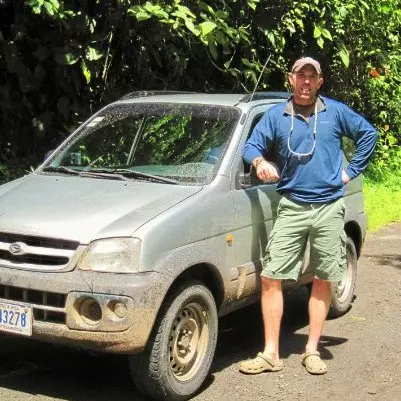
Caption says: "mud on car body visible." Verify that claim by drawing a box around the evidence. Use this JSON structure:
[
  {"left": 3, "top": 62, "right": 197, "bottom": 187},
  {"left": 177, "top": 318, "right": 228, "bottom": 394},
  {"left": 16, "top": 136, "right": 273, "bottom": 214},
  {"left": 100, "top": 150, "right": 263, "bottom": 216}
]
[{"left": 0, "top": 91, "right": 367, "bottom": 401}]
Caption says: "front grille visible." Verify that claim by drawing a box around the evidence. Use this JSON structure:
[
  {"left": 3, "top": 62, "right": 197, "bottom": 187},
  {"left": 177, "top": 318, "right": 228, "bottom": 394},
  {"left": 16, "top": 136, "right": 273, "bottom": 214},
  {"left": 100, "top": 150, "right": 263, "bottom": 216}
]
[
  {"left": 0, "top": 232, "right": 79, "bottom": 270},
  {"left": 0, "top": 233, "right": 78, "bottom": 250},
  {"left": 0, "top": 250, "right": 69, "bottom": 266},
  {"left": 0, "top": 284, "right": 66, "bottom": 324}
]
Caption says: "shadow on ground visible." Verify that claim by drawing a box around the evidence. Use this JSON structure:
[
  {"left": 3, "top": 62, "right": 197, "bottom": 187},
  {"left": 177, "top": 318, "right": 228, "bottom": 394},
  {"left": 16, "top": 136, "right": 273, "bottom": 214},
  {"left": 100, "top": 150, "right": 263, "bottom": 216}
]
[
  {"left": 363, "top": 254, "right": 401, "bottom": 269},
  {"left": 0, "top": 287, "right": 348, "bottom": 401}
]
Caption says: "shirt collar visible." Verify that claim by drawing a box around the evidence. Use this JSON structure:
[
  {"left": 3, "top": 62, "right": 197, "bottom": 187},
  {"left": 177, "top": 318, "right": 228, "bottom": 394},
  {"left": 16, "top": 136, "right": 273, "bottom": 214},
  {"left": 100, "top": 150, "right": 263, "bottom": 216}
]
[{"left": 284, "top": 95, "right": 327, "bottom": 115}]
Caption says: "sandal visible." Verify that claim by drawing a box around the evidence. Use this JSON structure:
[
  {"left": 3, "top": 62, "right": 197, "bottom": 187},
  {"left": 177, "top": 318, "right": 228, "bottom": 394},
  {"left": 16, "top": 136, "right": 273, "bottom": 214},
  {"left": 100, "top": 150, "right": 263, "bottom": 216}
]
[
  {"left": 301, "top": 351, "right": 327, "bottom": 375},
  {"left": 239, "top": 352, "right": 283, "bottom": 374}
]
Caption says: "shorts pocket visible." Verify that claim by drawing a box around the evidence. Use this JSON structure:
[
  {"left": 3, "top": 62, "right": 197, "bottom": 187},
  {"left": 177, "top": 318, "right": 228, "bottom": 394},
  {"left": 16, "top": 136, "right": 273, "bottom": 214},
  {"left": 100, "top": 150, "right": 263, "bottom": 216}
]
[
  {"left": 263, "top": 230, "right": 276, "bottom": 264},
  {"left": 338, "top": 232, "right": 347, "bottom": 274}
]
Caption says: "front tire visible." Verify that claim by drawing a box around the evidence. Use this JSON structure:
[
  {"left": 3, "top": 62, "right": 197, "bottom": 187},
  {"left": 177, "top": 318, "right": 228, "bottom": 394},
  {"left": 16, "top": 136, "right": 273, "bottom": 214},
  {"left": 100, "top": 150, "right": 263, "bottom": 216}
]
[
  {"left": 129, "top": 281, "right": 218, "bottom": 401},
  {"left": 329, "top": 236, "right": 358, "bottom": 318}
]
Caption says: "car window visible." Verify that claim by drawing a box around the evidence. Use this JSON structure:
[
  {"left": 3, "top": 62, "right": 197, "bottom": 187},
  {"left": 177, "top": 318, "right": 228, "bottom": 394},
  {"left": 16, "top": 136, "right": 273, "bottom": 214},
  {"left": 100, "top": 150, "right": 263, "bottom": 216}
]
[
  {"left": 242, "top": 112, "right": 278, "bottom": 176},
  {"left": 243, "top": 113, "right": 264, "bottom": 174},
  {"left": 42, "top": 103, "right": 240, "bottom": 185}
]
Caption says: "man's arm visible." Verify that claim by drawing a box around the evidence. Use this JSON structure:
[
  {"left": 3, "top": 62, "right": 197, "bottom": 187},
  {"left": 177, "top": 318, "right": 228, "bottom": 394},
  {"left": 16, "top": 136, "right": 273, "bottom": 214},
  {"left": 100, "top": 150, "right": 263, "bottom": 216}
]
[{"left": 243, "top": 112, "right": 280, "bottom": 182}]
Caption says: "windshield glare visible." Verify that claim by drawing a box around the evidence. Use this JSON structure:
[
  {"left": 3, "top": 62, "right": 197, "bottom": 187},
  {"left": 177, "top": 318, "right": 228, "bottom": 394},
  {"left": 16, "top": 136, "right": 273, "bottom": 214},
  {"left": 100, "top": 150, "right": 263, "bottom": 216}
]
[{"left": 42, "top": 103, "right": 240, "bottom": 185}]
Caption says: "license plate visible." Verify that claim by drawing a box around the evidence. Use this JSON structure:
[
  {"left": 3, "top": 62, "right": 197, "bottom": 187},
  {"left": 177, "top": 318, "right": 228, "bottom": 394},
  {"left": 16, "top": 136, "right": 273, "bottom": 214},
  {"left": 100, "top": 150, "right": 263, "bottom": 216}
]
[{"left": 0, "top": 301, "right": 32, "bottom": 336}]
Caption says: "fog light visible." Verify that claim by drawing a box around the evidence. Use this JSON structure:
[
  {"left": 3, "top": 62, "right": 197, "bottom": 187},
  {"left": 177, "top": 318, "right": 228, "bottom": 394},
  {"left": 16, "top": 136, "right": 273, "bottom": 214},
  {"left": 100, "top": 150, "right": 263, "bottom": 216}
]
[
  {"left": 113, "top": 302, "right": 128, "bottom": 318},
  {"left": 80, "top": 298, "right": 102, "bottom": 325}
]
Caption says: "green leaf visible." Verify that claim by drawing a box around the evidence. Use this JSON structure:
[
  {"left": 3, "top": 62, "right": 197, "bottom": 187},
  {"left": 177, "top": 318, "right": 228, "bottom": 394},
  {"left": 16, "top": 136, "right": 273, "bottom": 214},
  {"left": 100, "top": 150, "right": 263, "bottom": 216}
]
[
  {"left": 208, "top": 41, "right": 218, "bottom": 60},
  {"left": 317, "top": 37, "right": 324, "bottom": 48},
  {"left": 65, "top": 53, "right": 80, "bottom": 65},
  {"left": 199, "top": 21, "right": 217, "bottom": 37},
  {"left": 81, "top": 60, "right": 91, "bottom": 84},
  {"left": 295, "top": 19, "right": 304, "bottom": 29},
  {"left": 313, "top": 24, "right": 321, "bottom": 38},
  {"left": 387, "top": 135, "right": 397, "bottom": 146},
  {"left": 184, "top": 19, "right": 200, "bottom": 36},
  {"left": 359, "top": 0, "right": 369, "bottom": 10},
  {"left": 85, "top": 46, "right": 103, "bottom": 61},
  {"left": 177, "top": 5, "right": 196, "bottom": 19},
  {"left": 379, "top": 5, "right": 391, "bottom": 13},
  {"left": 266, "top": 31, "right": 276, "bottom": 47},
  {"left": 128, "top": 6, "right": 152, "bottom": 21},
  {"left": 241, "top": 58, "right": 253, "bottom": 68},
  {"left": 143, "top": 3, "right": 169, "bottom": 19},
  {"left": 339, "top": 43, "right": 350, "bottom": 67},
  {"left": 248, "top": 0, "right": 260, "bottom": 11},
  {"left": 321, "top": 29, "right": 332, "bottom": 41}
]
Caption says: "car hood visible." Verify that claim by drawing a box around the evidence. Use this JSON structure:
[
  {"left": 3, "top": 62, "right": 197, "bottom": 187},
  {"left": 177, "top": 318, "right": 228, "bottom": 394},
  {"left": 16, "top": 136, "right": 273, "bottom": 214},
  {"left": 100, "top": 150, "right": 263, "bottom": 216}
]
[{"left": 0, "top": 173, "right": 202, "bottom": 243}]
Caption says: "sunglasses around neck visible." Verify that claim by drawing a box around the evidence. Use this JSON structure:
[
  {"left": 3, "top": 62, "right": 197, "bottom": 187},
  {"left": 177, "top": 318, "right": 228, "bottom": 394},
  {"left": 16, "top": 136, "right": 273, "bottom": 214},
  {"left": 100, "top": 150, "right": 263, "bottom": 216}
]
[{"left": 287, "top": 101, "right": 317, "bottom": 161}]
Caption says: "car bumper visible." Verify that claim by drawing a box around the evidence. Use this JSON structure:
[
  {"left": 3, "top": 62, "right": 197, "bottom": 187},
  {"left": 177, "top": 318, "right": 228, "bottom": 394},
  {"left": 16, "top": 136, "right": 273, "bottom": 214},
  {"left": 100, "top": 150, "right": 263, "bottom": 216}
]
[{"left": 0, "top": 267, "right": 168, "bottom": 354}]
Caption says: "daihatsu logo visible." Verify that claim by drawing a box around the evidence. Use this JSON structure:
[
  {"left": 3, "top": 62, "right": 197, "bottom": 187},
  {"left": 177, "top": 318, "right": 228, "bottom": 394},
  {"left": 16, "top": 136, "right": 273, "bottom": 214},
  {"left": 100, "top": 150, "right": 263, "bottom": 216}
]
[{"left": 9, "top": 242, "right": 26, "bottom": 255}]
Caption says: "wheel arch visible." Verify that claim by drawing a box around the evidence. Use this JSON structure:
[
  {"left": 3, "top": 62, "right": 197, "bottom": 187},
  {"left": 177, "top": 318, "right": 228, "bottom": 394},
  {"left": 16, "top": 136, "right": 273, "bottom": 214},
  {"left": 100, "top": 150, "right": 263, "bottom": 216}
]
[
  {"left": 344, "top": 220, "right": 362, "bottom": 258},
  {"left": 164, "top": 263, "right": 225, "bottom": 311}
]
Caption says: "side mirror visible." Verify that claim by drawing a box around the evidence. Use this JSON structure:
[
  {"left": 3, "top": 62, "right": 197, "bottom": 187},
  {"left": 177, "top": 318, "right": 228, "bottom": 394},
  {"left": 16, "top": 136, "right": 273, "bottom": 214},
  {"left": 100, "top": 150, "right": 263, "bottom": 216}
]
[
  {"left": 238, "top": 172, "right": 253, "bottom": 188},
  {"left": 236, "top": 165, "right": 260, "bottom": 189}
]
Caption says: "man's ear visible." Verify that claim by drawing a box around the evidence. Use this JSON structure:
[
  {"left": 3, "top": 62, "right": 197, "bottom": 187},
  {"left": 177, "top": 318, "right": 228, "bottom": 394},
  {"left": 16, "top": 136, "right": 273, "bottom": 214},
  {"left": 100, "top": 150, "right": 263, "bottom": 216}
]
[
  {"left": 317, "top": 76, "right": 324, "bottom": 90},
  {"left": 288, "top": 72, "right": 295, "bottom": 88}
]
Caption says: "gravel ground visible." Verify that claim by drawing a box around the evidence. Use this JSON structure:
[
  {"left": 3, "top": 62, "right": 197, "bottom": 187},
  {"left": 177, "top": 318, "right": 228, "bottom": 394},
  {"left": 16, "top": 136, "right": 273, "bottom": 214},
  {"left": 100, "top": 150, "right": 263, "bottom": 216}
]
[{"left": 0, "top": 222, "right": 400, "bottom": 401}]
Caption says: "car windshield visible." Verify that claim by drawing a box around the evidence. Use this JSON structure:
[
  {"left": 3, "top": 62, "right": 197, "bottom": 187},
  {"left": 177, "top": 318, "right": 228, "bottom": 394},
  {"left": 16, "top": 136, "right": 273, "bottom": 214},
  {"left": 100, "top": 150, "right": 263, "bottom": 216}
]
[{"left": 40, "top": 102, "right": 240, "bottom": 185}]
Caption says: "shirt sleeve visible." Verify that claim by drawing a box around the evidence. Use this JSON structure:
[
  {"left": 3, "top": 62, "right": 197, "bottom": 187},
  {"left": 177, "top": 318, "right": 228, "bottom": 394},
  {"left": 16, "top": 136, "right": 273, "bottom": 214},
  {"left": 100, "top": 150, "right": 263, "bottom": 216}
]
[
  {"left": 338, "top": 104, "right": 378, "bottom": 180},
  {"left": 242, "top": 109, "right": 276, "bottom": 164}
]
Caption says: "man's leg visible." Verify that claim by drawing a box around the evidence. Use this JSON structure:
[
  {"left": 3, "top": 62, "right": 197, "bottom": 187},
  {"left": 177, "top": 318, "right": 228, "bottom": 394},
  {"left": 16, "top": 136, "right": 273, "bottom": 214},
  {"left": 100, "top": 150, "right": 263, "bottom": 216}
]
[
  {"left": 239, "top": 198, "right": 310, "bottom": 374},
  {"left": 261, "top": 277, "right": 283, "bottom": 361},
  {"left": 305, "top": 277, "right": 332, "bottom": 353},
  {"left": 302, "top": 198, "right": 346, "bottom": 374}
]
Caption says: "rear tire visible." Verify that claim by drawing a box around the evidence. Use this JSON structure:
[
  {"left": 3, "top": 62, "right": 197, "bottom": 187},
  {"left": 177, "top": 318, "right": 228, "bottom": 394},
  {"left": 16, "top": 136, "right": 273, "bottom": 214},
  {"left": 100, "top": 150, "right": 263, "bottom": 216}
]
[
  {"left": 329, "top": 236, "right": 358, "bottom": 318},
  {"left": 129, "top": 281, "right": 218, "bottom": 401}
]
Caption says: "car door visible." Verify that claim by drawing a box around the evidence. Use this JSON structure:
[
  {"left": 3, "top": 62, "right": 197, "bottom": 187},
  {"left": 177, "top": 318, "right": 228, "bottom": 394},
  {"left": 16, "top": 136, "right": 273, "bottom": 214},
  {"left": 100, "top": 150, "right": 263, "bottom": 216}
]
[{"left": 227, "top": 104, "right": 282, "bottom": 304}]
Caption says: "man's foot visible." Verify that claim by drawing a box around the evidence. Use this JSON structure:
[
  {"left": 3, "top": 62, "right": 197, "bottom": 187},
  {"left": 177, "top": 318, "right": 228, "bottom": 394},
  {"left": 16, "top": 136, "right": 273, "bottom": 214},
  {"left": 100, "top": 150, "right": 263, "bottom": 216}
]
[
  {"left": 301, "top": 351, "right": 327, "bottom": 375},
  {"left": 239, "top": 352, "right": 283, "bottom": 374}
]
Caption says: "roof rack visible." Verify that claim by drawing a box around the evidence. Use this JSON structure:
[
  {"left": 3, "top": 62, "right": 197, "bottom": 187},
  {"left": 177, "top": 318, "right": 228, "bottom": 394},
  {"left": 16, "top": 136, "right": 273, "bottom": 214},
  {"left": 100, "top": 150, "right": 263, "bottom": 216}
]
[
  {"left": 239, "top": 91, "right": 291, "bottom": 103},
  {"left": 119, "top": 91, "right": 198, "bottom": 100}
]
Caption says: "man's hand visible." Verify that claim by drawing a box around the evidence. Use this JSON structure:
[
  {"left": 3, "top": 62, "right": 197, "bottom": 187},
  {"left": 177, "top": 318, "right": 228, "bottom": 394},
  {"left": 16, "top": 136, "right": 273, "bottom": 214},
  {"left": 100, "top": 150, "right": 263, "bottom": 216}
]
[
  {"left": 342, "top": 170, "right": 350, "bottom": 185},
  {"left": 253, "top": 157, "right": 280, "bottom": 183}
]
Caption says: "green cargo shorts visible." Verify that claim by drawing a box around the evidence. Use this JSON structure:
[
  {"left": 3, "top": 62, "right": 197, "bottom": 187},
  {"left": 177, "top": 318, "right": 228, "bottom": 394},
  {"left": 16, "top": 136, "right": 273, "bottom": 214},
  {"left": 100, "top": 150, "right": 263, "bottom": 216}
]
[{"left": 262, "top": 196, "right": 347, "bottom": 282}]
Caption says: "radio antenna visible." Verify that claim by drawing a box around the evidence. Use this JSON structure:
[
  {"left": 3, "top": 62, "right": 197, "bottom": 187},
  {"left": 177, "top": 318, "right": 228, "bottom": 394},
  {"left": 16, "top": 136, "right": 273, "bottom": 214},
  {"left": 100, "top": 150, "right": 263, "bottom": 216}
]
[{"left": 249, "top": 54, "right": 271, "bottom": 102}]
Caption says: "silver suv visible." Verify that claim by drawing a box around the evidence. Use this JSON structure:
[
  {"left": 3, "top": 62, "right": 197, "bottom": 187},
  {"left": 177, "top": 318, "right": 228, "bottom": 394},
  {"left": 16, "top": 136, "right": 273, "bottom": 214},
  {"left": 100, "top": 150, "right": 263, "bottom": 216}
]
[{"left": 0, "top": 92, "right": 366, "bottom": 400}]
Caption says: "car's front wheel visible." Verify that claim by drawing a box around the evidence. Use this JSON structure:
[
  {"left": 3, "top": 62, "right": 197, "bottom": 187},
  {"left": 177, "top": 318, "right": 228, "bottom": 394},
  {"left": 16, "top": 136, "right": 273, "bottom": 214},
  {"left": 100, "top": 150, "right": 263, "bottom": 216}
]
[
  {"left": 329, "top": 235, "right": 358, "bottom": 318},
  {"left": 129, "top": 281, "right": 218, "bottom": 401}
]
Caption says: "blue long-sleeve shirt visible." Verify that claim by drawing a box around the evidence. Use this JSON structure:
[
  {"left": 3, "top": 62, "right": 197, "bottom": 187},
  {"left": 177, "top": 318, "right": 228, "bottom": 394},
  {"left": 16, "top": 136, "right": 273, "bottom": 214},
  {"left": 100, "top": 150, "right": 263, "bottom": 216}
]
[{"left": 243, "top": 96, "right": 378, "bottom": 203}]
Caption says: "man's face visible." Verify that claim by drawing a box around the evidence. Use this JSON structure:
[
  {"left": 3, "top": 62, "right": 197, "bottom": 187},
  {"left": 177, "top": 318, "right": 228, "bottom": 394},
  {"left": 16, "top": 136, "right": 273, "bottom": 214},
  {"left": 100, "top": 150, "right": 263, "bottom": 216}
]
[{"left": 288, "top": 65, "right": 323, "bottom": 105}]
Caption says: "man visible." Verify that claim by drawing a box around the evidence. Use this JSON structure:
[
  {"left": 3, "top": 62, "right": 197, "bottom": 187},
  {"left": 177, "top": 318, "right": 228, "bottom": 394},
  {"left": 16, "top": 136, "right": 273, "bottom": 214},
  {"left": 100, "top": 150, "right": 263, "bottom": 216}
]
[{"left": 239, "top": 57, "right": 377, "bottom": 375}]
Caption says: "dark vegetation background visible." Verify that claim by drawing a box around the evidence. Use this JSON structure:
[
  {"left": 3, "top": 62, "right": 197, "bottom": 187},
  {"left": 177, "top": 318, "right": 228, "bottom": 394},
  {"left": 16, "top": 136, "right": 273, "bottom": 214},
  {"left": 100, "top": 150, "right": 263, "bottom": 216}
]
[{"left": 1, "top": 0, "right": 400, "bottom": 183}]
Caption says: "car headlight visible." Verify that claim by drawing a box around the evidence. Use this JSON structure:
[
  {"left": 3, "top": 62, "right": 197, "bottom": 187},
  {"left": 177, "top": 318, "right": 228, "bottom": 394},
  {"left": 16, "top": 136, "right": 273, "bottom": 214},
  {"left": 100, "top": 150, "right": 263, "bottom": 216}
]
[{"left": 77, "top": 238, "right": 141, "bottom": 273}]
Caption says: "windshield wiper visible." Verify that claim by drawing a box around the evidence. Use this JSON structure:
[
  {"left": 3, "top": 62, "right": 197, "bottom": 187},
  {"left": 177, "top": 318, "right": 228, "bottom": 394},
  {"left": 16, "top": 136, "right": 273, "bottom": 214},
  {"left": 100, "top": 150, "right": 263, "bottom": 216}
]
[
  {"left": 78, "top": 171, "right": 130, "bottom": 181},
  {"left": 82, "top": 168, "right": 179, "bottom": 185},
  {"left": 42, "top": 166, "right": 81, "bottom": 175},
  {"left": 111, "top": 168, "right": 180, "bottom": 185}
]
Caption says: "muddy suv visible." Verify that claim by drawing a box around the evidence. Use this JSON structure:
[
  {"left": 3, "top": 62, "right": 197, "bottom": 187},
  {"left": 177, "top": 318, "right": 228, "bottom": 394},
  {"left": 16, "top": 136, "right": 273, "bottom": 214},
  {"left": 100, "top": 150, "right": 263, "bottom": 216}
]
[{"left": 0, "top": 92, "right": 366, "bottom": 400}]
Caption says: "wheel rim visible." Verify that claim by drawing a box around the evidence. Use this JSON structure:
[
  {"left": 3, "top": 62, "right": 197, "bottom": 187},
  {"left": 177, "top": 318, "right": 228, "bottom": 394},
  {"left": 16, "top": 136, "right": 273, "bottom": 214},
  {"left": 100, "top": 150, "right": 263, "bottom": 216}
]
[
  {"left": 169, "top": 302, "right": 209, "bottom": 382},
  {"left": 335, "top": 248, "right": 354, "bottom": 303}
]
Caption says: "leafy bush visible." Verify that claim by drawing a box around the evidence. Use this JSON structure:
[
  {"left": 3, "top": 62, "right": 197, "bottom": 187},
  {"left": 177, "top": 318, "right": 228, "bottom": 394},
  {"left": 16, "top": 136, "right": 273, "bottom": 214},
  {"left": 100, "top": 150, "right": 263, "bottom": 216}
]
[{"left": 0, "top": 0, "right": 400, "bottom": 184}]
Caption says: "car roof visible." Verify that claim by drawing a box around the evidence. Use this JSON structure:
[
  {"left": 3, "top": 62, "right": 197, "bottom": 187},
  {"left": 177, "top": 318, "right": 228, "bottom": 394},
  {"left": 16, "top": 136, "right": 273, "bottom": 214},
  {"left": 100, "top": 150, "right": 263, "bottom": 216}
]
[{"left": 116, "top": 91, "right": 291, "bottom": 107}]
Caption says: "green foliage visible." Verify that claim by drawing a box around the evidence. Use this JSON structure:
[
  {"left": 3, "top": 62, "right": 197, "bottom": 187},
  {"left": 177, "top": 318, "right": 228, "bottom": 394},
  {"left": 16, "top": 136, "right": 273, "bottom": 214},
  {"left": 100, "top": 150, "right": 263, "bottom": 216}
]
[
  {"left": 1, "top": 0, "right": 401, "bottom": 187},
  {"left": 364, "top": 172, "right": 401, "bottom": 231}
]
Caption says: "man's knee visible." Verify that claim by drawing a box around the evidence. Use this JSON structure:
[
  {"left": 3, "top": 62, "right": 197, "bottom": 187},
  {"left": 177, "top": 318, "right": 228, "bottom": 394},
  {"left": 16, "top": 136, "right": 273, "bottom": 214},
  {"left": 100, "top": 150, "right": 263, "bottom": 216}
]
[
  {"left": 311, "top": 277, "right": 332, "bottom": 297},
  {"left": 261, "top": 276, "right": 282, "bottom": 292}
]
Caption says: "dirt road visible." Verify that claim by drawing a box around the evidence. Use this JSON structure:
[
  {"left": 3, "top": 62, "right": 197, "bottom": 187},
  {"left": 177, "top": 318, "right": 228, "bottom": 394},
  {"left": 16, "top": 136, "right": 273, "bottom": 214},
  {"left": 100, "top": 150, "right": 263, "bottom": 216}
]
[{"left": 0, "top": 223, "right": 400, "bottom": 401}]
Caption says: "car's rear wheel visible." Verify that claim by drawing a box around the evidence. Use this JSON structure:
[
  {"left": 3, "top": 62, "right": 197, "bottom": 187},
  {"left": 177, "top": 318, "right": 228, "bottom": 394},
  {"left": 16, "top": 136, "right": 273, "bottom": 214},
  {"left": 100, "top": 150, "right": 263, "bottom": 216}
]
[
  {"left": 329, "top": 235, "right": 358, "bottom": 318},
  {"left": 129, "top": 281, "right": 218, "bottom": 401}
]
